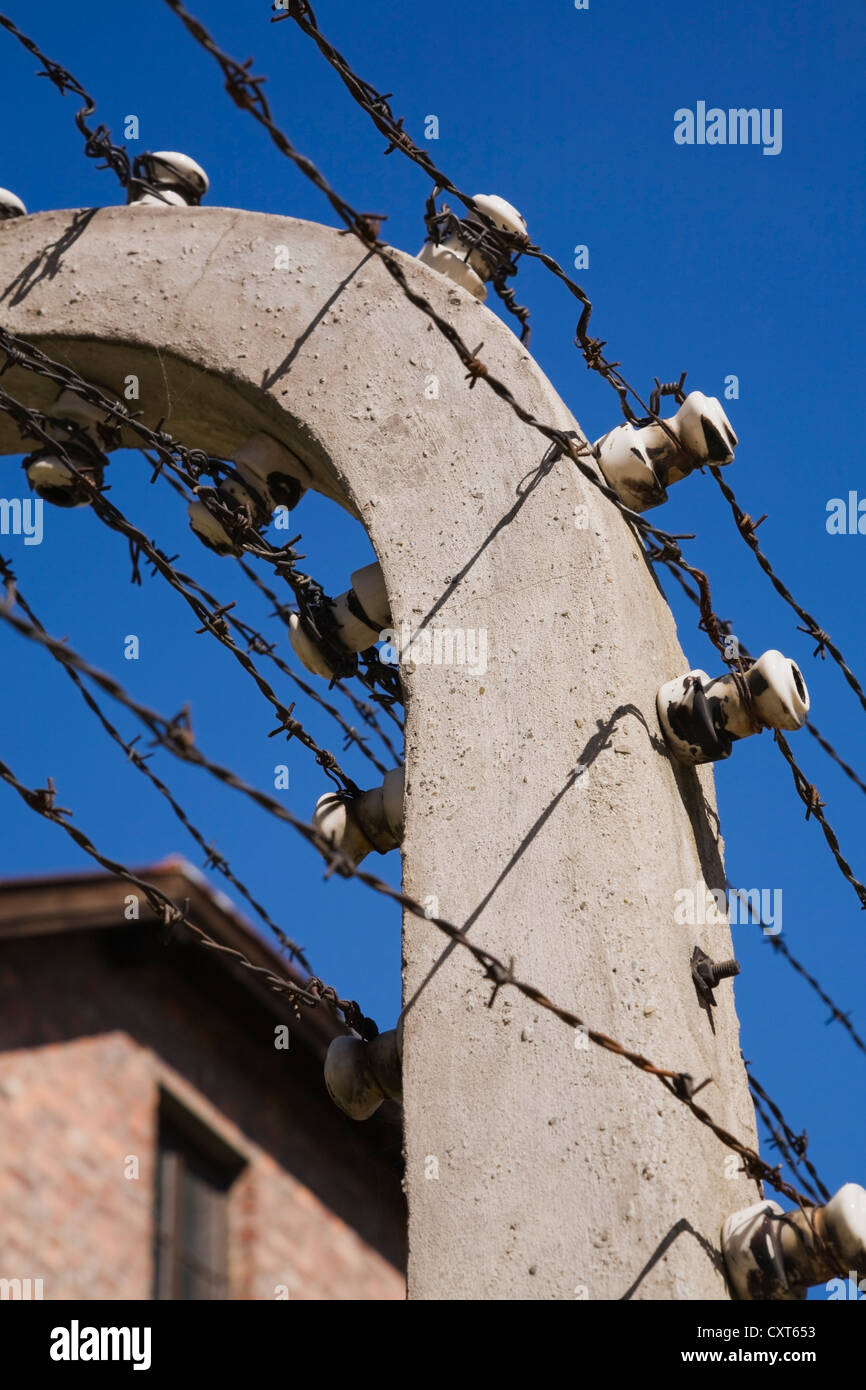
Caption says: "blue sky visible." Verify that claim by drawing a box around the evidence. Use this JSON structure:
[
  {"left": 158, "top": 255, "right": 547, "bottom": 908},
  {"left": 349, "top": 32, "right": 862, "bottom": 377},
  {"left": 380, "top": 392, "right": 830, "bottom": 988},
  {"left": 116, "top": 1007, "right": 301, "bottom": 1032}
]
[{"left": 0, "top": 0, "right": 864, "bottom": 1291}]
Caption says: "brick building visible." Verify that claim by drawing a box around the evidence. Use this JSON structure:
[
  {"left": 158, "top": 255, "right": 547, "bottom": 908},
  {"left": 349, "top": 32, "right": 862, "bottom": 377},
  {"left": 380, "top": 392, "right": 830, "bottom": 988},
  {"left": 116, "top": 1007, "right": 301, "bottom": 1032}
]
[{"left": 0, "top": 860, "right": 406, "bottom": 1300}]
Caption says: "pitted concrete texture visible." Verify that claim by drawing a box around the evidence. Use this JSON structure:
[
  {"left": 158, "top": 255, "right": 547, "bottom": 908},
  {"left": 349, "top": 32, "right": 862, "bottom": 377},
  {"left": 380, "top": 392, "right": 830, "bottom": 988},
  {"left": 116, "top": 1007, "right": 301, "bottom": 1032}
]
[{"left": 0, "top": 207, "right": 761, "bottom": 1299}]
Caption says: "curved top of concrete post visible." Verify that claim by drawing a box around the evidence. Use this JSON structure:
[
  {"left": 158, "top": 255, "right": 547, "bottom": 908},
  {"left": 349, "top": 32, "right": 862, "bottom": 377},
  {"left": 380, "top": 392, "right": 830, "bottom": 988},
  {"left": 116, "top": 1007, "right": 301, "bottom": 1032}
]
[{"left": 0, "top": 207, "right": 759, "bottom": 1297}]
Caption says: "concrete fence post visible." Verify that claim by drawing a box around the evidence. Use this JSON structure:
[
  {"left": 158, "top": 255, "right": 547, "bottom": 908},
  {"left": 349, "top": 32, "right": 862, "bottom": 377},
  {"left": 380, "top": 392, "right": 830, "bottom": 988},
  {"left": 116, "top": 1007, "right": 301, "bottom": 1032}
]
[{"left": 0, "top": 206, "right": 760, "bottom": 1298}]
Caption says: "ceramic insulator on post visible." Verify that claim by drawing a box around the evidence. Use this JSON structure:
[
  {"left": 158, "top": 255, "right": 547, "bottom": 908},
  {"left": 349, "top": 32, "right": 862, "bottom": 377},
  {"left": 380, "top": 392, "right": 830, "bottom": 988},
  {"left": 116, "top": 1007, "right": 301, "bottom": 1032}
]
[
  {"left": 324, "top": 1026, "right": 403, "bottom": 1121},
  {"left": 22, "top": 387, "right": 112, "bottom": 508},
  {"left": 128, "top": 152, "right": 209, "bottom": 207},
  {"left": 232, "top": 432, "right": 310, "bottom": 514},
  {"left": 594, "top": 392, "right": 738, "bottom": 512},
  {"left": 657, "top": 649, "right": 809, "bottom": 765},
  {"left": 313, "top": 766, "right": 404, "bottom": 868},
  {"left": 417, "top": 194, "right": 527, "bottom": 301},
  {"left": 288, "top": 561, "right": 391, "bottom": 679},
  {"left": 188, "top": 433, "right": 311, "bottom": 556},
  {"left": 722, "top": 1184, "right": 866, "bottom": 1300},
  {"left": 0, "top": 188, "right": 26, "bottom": 220}
]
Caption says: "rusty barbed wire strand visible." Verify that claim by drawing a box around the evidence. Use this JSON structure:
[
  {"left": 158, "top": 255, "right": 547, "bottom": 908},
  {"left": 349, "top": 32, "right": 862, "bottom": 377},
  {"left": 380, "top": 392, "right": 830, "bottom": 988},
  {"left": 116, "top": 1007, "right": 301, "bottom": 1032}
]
[
  {"left": 235, "top": 559, "right": 405, "bottom": 755},
  {"left": 748, "top": 1087, "right": 823, "bottom": 1206},
  {"left": 746, "top": 1067, "right": 831, "bottom": 1204},
  {"left": 133, "top": 462, "right": 396, "bottom": 774},
  {"left": 725, "top": 885, "right": 866, "bottom": 1062},
  {"left": 0, "top": 13, "right": 189, "bottom": 203},
  {"left": 0, "top": 555, "right": 314, "bottom": 968},
  {"left": 162, "top": 1, "right": 713, "bottom": 512},
  {"left": 709, "top": 464, "right": 866, "bottom": 720},
  {"left": 0, "top": 10, "right": 854, "bottom": 1207},
  {"left": 0, "top": 332, "right": 400, "bottom": 712},
  {"left": 0, "top": 353, "right": 855, "bottom": 1193},
  {"left": 0, "top": 588, "right": 819, "bottom": 1204},
  {"left": 649, "top": 547, "right": 866, "bottom": 914},
  {"left": 656, "top": 552, "right": 866, "bottom": 794},
  {"left": 159, "top": 0, "right": 798, "bottom": 717},
  {"left": 0, "top": 754, "right": 377, "bottom": 1036},
  {"left": 0, "top": 600, "right": 361, "bottom": 853},
  {"left": 749, "top": 1084, "right": 815, "bottom": 1195},
  {"left": 272, "top": 0, "right": 677, "bottom": 418},
  {"left": 773, "top": 729, "right": 866, "bottom": 911},
  {"left": 0, "top": 382, "right": 376, "bottom": 799},
  {"left": 0, "top": 735, "right": 816, "bottom": 1207},
  {"left": 275, "top": 0, "right": 866, "bottom": 791}
]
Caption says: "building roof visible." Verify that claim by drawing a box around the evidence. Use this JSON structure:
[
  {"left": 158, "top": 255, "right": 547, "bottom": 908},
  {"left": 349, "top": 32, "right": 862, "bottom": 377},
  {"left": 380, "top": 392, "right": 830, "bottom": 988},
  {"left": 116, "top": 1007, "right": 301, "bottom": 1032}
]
[{"left": 0, "top": 856, "right": 372, "bottom": 1066}]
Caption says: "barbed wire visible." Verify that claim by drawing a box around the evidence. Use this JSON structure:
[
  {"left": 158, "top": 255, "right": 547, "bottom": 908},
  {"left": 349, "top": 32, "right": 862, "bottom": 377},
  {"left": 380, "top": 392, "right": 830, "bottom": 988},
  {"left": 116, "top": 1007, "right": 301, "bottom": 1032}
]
[
  {"left": 0, "top": 6, "right": 855, "bottom": 1214},
  {"left": 129, "top": 462, "right": 398, "bottom": 774},
  {"left": 235, "top": 560, "right": 405, "bottom": 743},
  {"left": 649, "top": 549, "right": 866, "bottom": 913},
  {"left": 0, "top": 13, "right": 192, "bottom": 204},
  {"left": 161, "top": 0, "right": 804, "bottom": 758},
  {"left": 0, "top": 328, "right": 399, "bottom": 711},
  {"left": 275, "top": 0, "right": 866, "bottom": 814},
  {"left": 725, "top": 886, "right": 866, "bottom": 1062},
  {"left": 746, "top": 1067, "right": 830, "bottom": 1204},
  {"left": 773, "top": 729, "right": 866, "bottom": 911},
  {"left": 650, "top": 554, "right": 866, "bottom": 1063},
  {"left": 0, "top": 554, "right": 316, "bottom": 968},
  {"left": 0, "top": 731, "right": 817, "bottom": 1207},
  {"left": 272, "top": 0, "right": 681, "bottom": 424},
  {"left": 162, "top": 1, "right": 710, "bottom": 506},
  {"left": 709, "top": 464, "right": 866, "bottom": 720},
  {"left": 0, "top": 575, "right": 824, "bottom": 1204},
  {"left": 0, "top": 752, "right": 378, "bottom": 1036},
  {"left": 0, "top": 382, "right": 382, "bottom": 802}
]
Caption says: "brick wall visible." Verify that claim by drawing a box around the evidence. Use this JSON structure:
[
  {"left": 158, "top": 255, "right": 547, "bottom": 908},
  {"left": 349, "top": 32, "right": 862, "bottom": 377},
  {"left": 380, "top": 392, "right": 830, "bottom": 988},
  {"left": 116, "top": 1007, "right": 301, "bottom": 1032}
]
[{"left": 0, "top": 924, "right": 405, "bottom": 1300}]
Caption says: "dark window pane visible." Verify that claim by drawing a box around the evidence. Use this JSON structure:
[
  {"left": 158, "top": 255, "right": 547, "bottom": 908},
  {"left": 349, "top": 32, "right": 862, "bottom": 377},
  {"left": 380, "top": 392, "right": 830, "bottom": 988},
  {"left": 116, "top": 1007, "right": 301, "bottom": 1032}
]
[{"left": 153, "top": 1103, "right": 243, "bottom": 1301}]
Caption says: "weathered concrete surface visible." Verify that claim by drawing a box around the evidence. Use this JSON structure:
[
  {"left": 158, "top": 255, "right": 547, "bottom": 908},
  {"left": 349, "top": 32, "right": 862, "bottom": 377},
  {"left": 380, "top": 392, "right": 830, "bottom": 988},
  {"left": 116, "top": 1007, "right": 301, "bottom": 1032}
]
[{"left": 0, "top": 207, "right": 761, "bottom": 1299}]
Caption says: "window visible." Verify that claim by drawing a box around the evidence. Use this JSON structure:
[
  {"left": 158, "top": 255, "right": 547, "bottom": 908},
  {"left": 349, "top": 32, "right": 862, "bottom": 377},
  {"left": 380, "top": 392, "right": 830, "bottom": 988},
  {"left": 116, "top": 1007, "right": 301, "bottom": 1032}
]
[{"left": 153, "top": 1093, "right": 246, "bottom": 1300}]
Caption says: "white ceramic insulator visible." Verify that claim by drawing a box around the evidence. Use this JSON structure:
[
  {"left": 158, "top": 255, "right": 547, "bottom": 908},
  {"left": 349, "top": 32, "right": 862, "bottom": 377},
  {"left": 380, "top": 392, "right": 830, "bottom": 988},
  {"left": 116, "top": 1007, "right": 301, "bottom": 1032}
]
[
  {"left": 217, "top": 471, "right": 269, "bottom": 525},
  {"left": 594, "top": 421, "right": 668, "bottom": 513},
  {"left": 667, "top": 392, "right": 738, "bottom": 481},
  {"left": 330, "top": 561, "right": 391, "bottom": 651},
  {"left": 132, "top": 190, "right": 190, "bottom": 208},
  {"left": 25, "top": 458, "right": 88, "bottom": 508},
  {"left": 594, "top": 393, "right": 738, "bottom": 511},
  {"left": 187, "top": 499, "right": 237, "bottom": 556},
  {"left": 657, "top": 650, "right": 810, "bottom": 765},
  {"left": 0, "top": 187, "right": 27, "bottom": 219},
  {"left": 417, "top": 240, "right": 487, "bottom": 300},
  {"left": 746, "top": 649, "right": 810, "bottom": 730},
  {"left": 313, "top": 767, "right": 404, "bottom": 867},
  {"left": 417, "top": 192, "right": 527, "bottom": 301},
  {"left": 51, "top": 388, "right": 111, "bottom": 442},
  {"left": 288, "top": 612, "right": 334, "bottom": 678},
  {"left": 722, "top": 1200, "right": 796, "bottom": 1301},
  {"left": 232, "top": 432, "right": 311, "bottom": 512},
  {"left": 128, "top": 152, "right": 209, "bottom": 207},
  {"left": 324, "top": 1028, "right": 403, "bottom": 1121},
  {"left": 288, "top": 562, "right": 390, "bottom": 677},
  {"left": 723, "top": 1185, "right": 866, "bottom": 1300}
]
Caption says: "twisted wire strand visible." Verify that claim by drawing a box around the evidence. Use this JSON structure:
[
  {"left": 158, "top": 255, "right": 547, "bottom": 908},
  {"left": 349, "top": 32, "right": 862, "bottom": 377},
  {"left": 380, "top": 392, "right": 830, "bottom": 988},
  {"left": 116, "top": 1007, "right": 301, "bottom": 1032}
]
[{"left": 0, "top": 556, "right": 313, "bottom": 968}]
